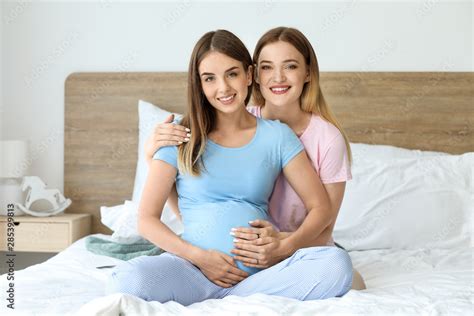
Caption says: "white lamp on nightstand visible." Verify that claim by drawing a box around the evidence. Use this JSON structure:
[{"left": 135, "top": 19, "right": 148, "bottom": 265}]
[{"left": 0, "top": 140, "right": 29, "bottom": 216}]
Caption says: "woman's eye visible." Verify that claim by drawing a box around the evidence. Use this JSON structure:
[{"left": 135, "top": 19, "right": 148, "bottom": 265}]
[
  {"left": 228, "top": 72, "right": 238, "bottom": 78},
  {"left": 204, "top": 76, "right": 214, "bottom": 82},
  {"left": 286, "top": 64, "right": 297, "bottom": 70},
  {"left": 260, "top": 65, "right": 271, "bottom": 70}
]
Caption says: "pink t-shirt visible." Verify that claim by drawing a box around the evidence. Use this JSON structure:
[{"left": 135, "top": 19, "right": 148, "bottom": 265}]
[{"left": 247, "top": 106, "right": 352, "bottom": 244}]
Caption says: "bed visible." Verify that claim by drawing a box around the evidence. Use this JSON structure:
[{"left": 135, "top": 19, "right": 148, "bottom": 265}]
[{"left": 1, "top": 72, "right": 472, "bottom": 315}]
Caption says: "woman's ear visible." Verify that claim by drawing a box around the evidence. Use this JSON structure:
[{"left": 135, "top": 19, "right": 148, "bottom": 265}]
[
  {"left": 253, "top": 63, "right": 260, "bottom": 85},
  {"left": 247, "top": 65, "right": 253, "bottom": 86},
  {"left": 305, "top": 68, "right": 310, "bottom": 83}
]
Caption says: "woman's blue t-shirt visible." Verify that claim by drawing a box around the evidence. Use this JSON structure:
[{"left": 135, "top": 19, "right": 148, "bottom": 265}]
[{"left": 153, "top": 117, "right": 304, "bottom": 275}]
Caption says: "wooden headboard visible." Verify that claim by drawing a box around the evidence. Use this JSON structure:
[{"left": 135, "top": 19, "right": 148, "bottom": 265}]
[{"left": 64, "top": 72, "right": 473, "bottom": 234}]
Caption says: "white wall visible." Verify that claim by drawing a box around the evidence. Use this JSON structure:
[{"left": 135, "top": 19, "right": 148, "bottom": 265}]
[{"left": 1, "top": 0, "right": 472, "bottom": 193}]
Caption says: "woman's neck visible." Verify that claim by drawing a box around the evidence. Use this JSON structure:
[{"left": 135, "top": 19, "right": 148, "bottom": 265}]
[
  {"left": 213, "top": 106, "right": 255, "bottom": 134},
  {"left": 261, "top": 101, "right": 311, "bottom": 136}
]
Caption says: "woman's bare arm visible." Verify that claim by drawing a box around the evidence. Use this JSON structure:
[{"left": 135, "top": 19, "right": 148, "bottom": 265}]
[
  {"left": 278, "top": 182, "right": 346, "bottom": 243},
  {"left": 277, "top": 151, "right": 333, "bottom": 257},
  {"left": 144, "top": 117, "right": 187, "bottom": 221},
  {"left": 145, "top": 157, "right": 181, "bottom": 221},
  {"left": 138, "top": 159, "right": 200, "bottom": 263}
]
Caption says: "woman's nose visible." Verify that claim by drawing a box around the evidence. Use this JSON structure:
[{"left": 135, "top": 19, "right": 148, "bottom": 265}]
[
  {"left": 272, "top": 68, "right": 286, "bottom": 82},
  {"left": 218, "top": 78, "right": 231, "bottom": 93}
]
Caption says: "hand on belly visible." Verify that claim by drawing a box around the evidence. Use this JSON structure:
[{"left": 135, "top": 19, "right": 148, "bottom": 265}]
[{"left": 181, "top": 201, "right": 267, "bottom": 275}]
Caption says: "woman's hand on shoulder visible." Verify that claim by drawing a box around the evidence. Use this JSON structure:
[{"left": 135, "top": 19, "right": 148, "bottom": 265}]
[
  {"left": 144, "top": 114, "right": 191, "bottom": 163},
  {"left": 193, "top": 249, "right": 249, "bottom": 288}
]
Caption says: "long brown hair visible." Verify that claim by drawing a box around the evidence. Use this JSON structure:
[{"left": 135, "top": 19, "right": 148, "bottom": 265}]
[
  {"left": 252, "top": 27, "right": 352, "bottom": 164},
  {"left": 178, "top": 30, "right": 253, "bottom": 175}
]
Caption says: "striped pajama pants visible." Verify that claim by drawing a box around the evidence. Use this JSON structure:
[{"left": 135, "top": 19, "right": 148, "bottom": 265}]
[{"left": 106, "top": 246, "right": 353, "bottom": 306}]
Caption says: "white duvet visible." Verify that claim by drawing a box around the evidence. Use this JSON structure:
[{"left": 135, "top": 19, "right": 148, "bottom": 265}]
[{"left": 1, "top": 234, "right": 472, "bottom": 316}]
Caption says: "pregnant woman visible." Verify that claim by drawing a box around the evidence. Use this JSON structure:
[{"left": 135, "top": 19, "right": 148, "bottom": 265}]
[
  {"left": 107, "top": 29, "right": 353, "bottom": 305},
  {"left": 146, "top": 27, "right": 366, "bottom": 290}
]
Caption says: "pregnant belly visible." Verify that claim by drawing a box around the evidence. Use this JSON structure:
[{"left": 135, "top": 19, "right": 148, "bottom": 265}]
[{"left": 181, "top": 201, "right": 268, "bottom": 275}]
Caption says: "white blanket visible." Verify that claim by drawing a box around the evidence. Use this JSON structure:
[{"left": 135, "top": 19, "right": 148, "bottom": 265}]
[{"left": 1, "top": 234, "right": 472, "bottom": 315}]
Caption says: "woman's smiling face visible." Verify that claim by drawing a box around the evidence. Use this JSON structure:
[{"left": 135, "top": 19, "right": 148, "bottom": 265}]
[
  {"left": 199, "top": 51, "right": 252, "bottom": 114},
  {"left": 256, "top": 41, "right": 309, "bottom": 108}
]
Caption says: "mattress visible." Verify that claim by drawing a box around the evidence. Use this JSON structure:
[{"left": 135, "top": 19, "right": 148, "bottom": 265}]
[{"left": 1, "top": 233, "right": 472, "bottom": 315}]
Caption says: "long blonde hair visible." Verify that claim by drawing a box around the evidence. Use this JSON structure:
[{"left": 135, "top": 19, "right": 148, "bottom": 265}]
[
  {"left": 252, "top": 27, "right": 352, "bottom": 164},
  {"left": 178, "top": 30, "right": 253, "bottom": 175}
]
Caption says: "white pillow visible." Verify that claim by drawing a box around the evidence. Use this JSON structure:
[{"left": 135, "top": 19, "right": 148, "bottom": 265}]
[
  {"left": 99, "top": 100, "right": 184, "bottom": 244},
  {"left": 132, "top": 100, "right": 183, "bottom": 203},
  {"left": 334, "top": 152, "right": 473, "bottom": 250},
  {"left": 101, "top": 200, "right": 184, "bottom": 244},
  {"left": 100, "top": 201, "right": 146, "bottom": 244},
  {"left": 350, "top": 142, "right": 449, "bottom": 161}
]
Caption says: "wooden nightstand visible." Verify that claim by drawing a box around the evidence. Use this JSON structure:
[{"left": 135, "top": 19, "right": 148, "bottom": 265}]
[{"left": 0, "top": 213, "right": 91, "bottom": 252}]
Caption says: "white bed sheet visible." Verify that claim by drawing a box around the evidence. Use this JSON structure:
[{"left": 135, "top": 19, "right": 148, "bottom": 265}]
[{"left": 1, "top": 234, "right": 472, "bottom": 316}]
